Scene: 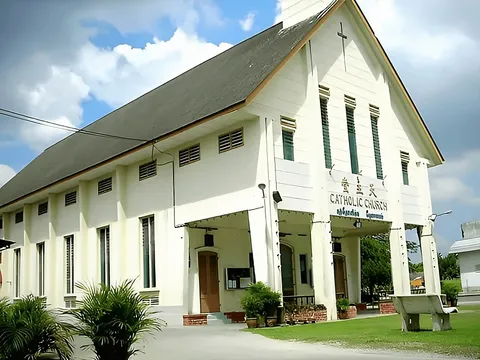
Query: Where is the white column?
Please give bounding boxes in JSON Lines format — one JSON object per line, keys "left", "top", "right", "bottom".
{"left": 416, "top": 159, "right": 441, "bottom": 295}
{"left": 388, "top": 224, "right": 411, "bottom": 295}
{"left": 78, "top": 181, "right": 89, "bottom": 286}
{"left": 306, "top": 40, "right": 337, "bottom": 320}
{"left": 345, "top": 236, "right": 361, "bottom": 304}
{"left": 248, "top": 208, "right": 271, "bottom": 285}
{"left": 47, "top": 193, "right": 60, "bottom": 307}
{"left": 114, "top": 166, "right": 127, "bottom": 283}
{"left": 23, "top": 204, "right": 33, "bottom": 295}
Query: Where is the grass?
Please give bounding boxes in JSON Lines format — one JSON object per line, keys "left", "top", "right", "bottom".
{"left": 247, "top": 305, "right": 480, "bottom": 358}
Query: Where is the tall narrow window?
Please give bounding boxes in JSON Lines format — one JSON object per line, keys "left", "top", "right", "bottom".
{"left": 65, "top": 235, "right": 75, "bottom": 294}
{"left": 14, "top": 249, "right": 21, "bottom": 298}
{"left": 370, "top": 118, "right": 383, "bottom": 180}
{"left": 99, "top": 227, "right": 111, "bottom": 286}
{"left": 400, "top": 151, "right": 410, "bottom": 185}
{"left": 282, "top": 129, "right": 294, "bottom": 161}
{"left": 320, "top": 97, "right": 332, "bottom": 169}
{"left": 299, "top": 254, "right": 308, "bottom": 284}
{"left": 345, "top": 100, "right": 359, "bottom": 174}
{"left": 37, "top": 243, "right": 45, "bottom": 296}
{"left": 142, "top": 216, "right": 156, "bottom": 289}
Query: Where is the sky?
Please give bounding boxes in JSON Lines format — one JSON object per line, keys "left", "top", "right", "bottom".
{"left": 0, "top": 0, "right": 478, "bottom": 260}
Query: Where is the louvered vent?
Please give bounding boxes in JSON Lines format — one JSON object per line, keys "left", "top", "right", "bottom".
{"left": 400, "top": 151, "right": 410, "bottom": 162}
{"left": 281, "top": 117, "right": 296, "bottom": 129}
{"left": 369, "top": 104, "right": 380, "bottom": 117}
{"left": 346, "top": 107, "right": 356, "bottom": 134}
{"left": 218, "top": 128, "right": 244, "bottom": 153}
{"left": 142, "top": 295, "right": 160, "bottom": 306}
{"left": 65, "top": 191, "right": 77, "bottom": 206}
{"left": 38, "top": 202, "right": 48, "bottom": 216}
{"left": 320, "top": 97, "right": 332, "bottom": 169}
{"left": 139, "top": 160, "right": 157, "bottom": 181}
{"left": 98, "top": 177, "right": 113, "bottom": 195}
{"left": 371, "top": 116, "right": 383, "bottom": 180}
{"left": 15, "top": 211, "right": 23, "bottom": 224}
{"left": 319, "top": 84, "right": 330, "bottom": 98}
{"left": 344, "top": 95, "right": 356, "bottom": 108}
{"left": 64, "top": 299, "right": 77, "bottom": 309}
{"left": 179, "top": 144, "right": 200, "bottom": 167}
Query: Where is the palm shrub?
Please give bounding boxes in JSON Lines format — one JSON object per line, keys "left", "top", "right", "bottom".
{"left": 0, "top": 295, "right": 73, "bottom": 360}
{"left": 67, "top": 279, "right": 165, "bottom": 360}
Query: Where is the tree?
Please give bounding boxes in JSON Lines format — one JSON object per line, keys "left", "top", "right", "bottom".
{"left": 361, "top": 237, "right": 391, "bottom": 300}
{"left": 438, "top": 253, "right": 460, "bottom": 280}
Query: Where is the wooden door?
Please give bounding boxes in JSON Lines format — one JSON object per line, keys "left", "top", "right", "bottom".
{"left": 334, "top": 255, "right": 347, "bottom": 299}
{"left": 198, "top": 251, "right": 220, "bottom": 313}
{"left": 280, "top": 244, "right": 295, "bottom": 296}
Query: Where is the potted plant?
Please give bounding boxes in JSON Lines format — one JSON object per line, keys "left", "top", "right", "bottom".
{"left": 0, "top": 296, "right": 73, "bottom": 360}
{"left": 67, "top": 279, "right": 165, "bottom": 360}
{"left": 264, "top": 287, "right": 281, "bottom": 327}
{"left": 441, "top": 279, "right": 462, "bottom": 306}
{"left": 336, "top": 298, "right": 357, "bottom": 319}
{"left": 240, "top": 292, "right": 263, "bottom": 328}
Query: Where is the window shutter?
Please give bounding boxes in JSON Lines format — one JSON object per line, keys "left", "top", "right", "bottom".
{"left": 320, "top": 98, "right": 332, "bottom": 169}
{"left": 282, "top": 129, "right": 294, "bottom": 161}
{"left": 66, "top": 238, "right": 71, "bottom": 294}
{"left": 65, "top": 191, "right": 77, "bottom": 206}
{"left": 231, "top": 129, "right": 243, "bottom": 148}
{"left": 400, "top": 151, "right": 410, "bottom": 185}
{"left": 218, "top": 128, "right": 244, "bottom": 153}
{"left": 139, "top": 160, "right": 157, "bottom": 181}
{"left": 370, "top": 116, "right": 383, "bottom": 179}
{"left": 179, "top": 144, "right": 201, "bottom": 167}
{"left": 65, "top": 236, "right": 74, "bottom": 294}
{"left": 98, "top": 177, "right": 113, "bottom": 195}
{"left": 346, "top": 106, "right": 359, "bottom": 174}
{"left": 142, "top": 218, "right": 150, "bottom": 288}
{"left": 38, "top": 202, "right": 48, "bottom": 216}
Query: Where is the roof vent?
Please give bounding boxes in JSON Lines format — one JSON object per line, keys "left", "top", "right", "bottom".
{"left": 65, "top": 191, "right": 77, "bottom": 206}
{"left": 38, "top": 202, "right": 48, "bottom": 216}
{"left": 139, "top": 160, "right": 157, "bottom": 181}
{"left": 98, "top": 177, "right": 113, "bottom": 195}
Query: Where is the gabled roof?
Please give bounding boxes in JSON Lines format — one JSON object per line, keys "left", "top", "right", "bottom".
{"left": 0, "top": 0, "right": 443, "bottom": 208}
{"left": 450, "top": 238, "right": 480, "bottom": 254}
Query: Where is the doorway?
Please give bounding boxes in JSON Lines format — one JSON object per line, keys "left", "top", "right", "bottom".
{"left": 333, "top": 254, "right": 348, "bottom": 299}
{"left": 198, "top": 251, "right": 220, "bottom": 313}
{"left": 280, "top": 244, "right": 295, "bottom": 296}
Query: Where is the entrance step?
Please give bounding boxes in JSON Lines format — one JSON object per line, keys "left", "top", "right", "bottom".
{"left": 206, "top": 312, "right": 232, "bottom": 325}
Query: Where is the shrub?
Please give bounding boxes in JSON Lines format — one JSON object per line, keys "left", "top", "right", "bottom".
{"left": 336, "top": 298, "right": 350, "bottom": 312}
{"left": 442, "top": 279, "right": 462, "bottom": 305}
{"left": 0, "top": 295, "right": 73, "bottom": 360}
{"left": 240, "top": 282, "right": 281, "bottom": 318}
{"left": 67, "top": 279, "right": 165, "bottom": 360}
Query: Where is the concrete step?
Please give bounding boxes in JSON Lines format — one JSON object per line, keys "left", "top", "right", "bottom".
{"left": 206, "top": 312, "right": 232, "bottom": 325}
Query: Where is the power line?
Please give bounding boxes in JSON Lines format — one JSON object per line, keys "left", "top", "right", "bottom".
{"left": 0, "top": 107, "right": 149, "bottom": 142}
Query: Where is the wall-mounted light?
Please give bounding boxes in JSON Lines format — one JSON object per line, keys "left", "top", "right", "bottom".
{"left": 272, "top": 190, "right": 283, "bottom": 203}
{"left": 258, "top": 183, "right": 266, "bottom": 198}
{"left": 353, "top": 220, "right": 362, "bottom": 229}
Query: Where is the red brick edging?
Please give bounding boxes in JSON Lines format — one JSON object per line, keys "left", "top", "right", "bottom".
{"left": 224, "top": 311, "right": 245, "bottom": 323}
{"left": 379, "top": 302, "right": 397, "bottom": 314}
{"left": 183, "top": 314, "right": 207, "bottom": 326}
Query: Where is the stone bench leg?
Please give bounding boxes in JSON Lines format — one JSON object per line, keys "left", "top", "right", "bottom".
{"left": 401, "top": 313, "right": 420, "bottom": 332}
{"left": 432, "top": 314, "right": 451, "bottom": 331}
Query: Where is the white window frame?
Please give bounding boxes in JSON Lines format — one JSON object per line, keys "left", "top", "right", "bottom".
{"left": 99, "top": 226, "right": 111, "bottom": 286}
{"left": 141, "top": 216, "right": 156, "bottom": 289}
{"left": 37, "top": 242, "right": 45, "bottom": 297}
{"left": 65, "top": 235, "right": 75, "bottom": 295}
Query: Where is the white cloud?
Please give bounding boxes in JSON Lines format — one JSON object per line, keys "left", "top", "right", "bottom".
{"left": 274, "top": 1, "right": 282, "bottom": 24}
{"left": 239, "top": 12, "right": 256, "bottom": 32}
{"left": 0, "top": 165, "right": 16, "bottom": 188}
{"left": 429, "top": 149, "right": 480, "bottom": 205}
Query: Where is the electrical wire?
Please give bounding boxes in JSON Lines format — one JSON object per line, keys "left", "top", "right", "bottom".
{"left": 0, "top": 107, "right": 149, "bottom": 142}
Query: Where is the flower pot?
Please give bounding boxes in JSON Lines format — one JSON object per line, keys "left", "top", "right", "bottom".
{"left": 246, "top": 317, "right": 258, "bottom": 328}
{"left": 337, "top": 305, "right": 357, "bottom": 319}
{"left": 266, "top": 317, "right": 278, "bottom": 327}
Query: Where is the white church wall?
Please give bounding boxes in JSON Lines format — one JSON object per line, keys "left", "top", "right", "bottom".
{"left": 30, "top": 202, "right": 49, "bottom": 244}
{"left": 459, "top": 251, "right": 480, "bottom": 293}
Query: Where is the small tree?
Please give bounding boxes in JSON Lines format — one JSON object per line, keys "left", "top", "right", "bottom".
{"left": 67, "top": 279, "right": 165, "bottom": 360}
{"left": 0, "top": 295, "right": 73, "bottom": 360}
{"left": 438, "top": 253, "right": 460, "bottom": 280}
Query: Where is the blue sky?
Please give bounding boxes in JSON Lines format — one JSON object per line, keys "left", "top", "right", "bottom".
{"left": 0, "top": 0, "right": 479, "bottom": 260}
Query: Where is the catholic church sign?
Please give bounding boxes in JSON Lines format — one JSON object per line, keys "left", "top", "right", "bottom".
{"left": 327, "top": 171, "right": 389, "bottom": 221}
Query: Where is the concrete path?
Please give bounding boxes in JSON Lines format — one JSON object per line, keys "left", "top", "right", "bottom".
{"left": 72, "top": 324, "right": 460, "bottom": 360}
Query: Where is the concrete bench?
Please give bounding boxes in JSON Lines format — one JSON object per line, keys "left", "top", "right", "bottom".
{"left": 391, "top": 294, "right": 458, "bottom": 331}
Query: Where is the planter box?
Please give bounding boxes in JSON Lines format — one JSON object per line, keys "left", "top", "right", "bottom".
{"left": 355, "top": 303, "right": 367, "bottom": 311}
{"left": 337, "top": 306, "right": 357, "bottom": 319}
{"left": 224, "top": 311, "right": 245, "bottom": 323}
{"left": 183, "top": 314, "right": 207, "bottom": 326}
{"left": 379, "top": 301, "right": 397, "bottom": 315}
{"left": 286, "top": 309, "right": 327, "bottom": 324}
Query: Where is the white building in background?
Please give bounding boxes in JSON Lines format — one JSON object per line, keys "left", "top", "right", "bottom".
{"left": 450, "top": 221, "right": 480, "bottom": 303}
{"left": 0, "top": 0, "right": 444, "bottom": 325}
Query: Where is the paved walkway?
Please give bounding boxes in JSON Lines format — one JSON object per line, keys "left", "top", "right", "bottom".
{"left": 73, "top": 323, "right": 458, "bottom": 360}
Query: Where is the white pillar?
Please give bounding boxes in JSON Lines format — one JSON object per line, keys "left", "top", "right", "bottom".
{"left": 389, "top": 224, "right": 411, "bottom": 295}
{"left": 23, "top": 204, "right": 33, "bottom": 295}
{"left": 47, "top": 193, "right": 60, "bottom": 307}
{"left": 2, "top": 213, "right": 13, "bottom": 299}
{"left": 248, "top": 208, "right": 271, "bottom": 285}
{"left": 418, "top": 222, "right": 441, "bottom": 294}
{"left": 78, "top": 182, "right": 89, "bottom": 286}
{"left": 114, "top": 165, "right": 127, "bottom": 283}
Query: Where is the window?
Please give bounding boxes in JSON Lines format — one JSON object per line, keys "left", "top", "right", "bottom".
{"left": 15, "top": 211, "right": 23, "bottom": 224}
{"left": 179, "top": 144, "right": 201, "bottom": 167}
{"left": 300, "top": 254, "right": 308, "bottom": 284}
{"left": 141, "top": 216, "right": 156, "bottom": 288}
{"left": 282, "top": 129, "right": 294, "bottom": 161}
{"left": 65, "top": 191, "right": 77, "bottom": 206}
{"left": 345, "top": 97, "right": 359, "bottom": 174}
{"left": 38, "top": 202, "right": 48, "bottom": 216}
{"left": 99, "top": 227, "right": 111, "bottom": 286}
{"left": 65, "top": 235, "right": 75, "bottom": 294}
{"left": 218, "top": 128, "right": 243, "bottom": 153}
{"left": 320, "top": 97, "right": 333, "bottom": 169}
{"left": 98, "top": 177, "right": 113, "bottom": 195}
{"left": 14, "top": 248, "right": 21, "bottom": 298}
{"left": 139, "top": 160, "right": 157, "bottom": 181}
{"left": 0, "top": 217, "right": 3, "bottom": 229}
{"left": 370, "top": 114, "right": 383, "bottom": 179}
{"left": 400, "top": 151, "right": 410, "bottom": 185}
{"left": 37, "top": 242, "right": 45, "bottom": 296}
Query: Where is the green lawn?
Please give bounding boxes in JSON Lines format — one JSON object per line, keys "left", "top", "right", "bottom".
{"left": 247, "top": 306, "right": 480, "bottom": 358}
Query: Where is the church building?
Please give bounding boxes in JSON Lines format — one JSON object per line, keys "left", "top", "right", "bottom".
{"left": 0, "top": 0, "right": 444, "bottom": 325}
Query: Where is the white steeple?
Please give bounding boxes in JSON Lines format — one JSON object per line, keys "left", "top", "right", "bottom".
{"left": 280, "top": 0, "right": 332, "bottom": 28}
